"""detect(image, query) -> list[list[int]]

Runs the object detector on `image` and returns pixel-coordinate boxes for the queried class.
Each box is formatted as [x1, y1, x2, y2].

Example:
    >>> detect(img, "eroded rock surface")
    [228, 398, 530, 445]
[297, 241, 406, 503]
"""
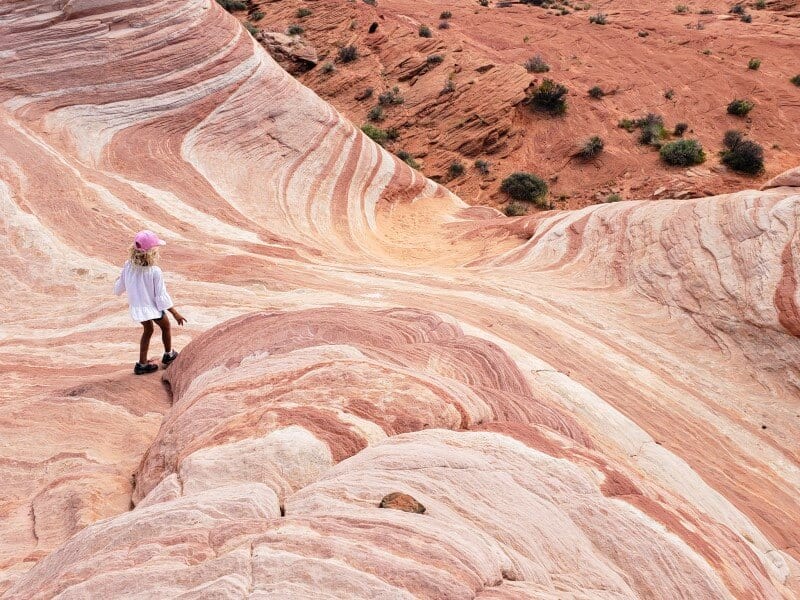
[0, 1, 798, 598]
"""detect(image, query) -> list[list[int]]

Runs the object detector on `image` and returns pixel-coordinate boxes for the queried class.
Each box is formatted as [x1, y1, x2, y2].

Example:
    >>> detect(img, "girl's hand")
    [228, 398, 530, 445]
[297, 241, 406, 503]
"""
[170, 309, 187, 326]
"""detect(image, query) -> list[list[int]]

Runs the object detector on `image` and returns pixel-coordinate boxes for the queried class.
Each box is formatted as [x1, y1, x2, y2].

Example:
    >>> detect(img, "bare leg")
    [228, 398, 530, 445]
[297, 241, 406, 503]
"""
[154, 313, 172, 354]
[139, 320, 154, 363]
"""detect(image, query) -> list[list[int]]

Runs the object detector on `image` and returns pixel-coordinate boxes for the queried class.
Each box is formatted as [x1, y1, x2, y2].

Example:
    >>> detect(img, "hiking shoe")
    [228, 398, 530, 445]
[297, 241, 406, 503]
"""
[134, 362, 159, 375]
[162, 350, 179, 366]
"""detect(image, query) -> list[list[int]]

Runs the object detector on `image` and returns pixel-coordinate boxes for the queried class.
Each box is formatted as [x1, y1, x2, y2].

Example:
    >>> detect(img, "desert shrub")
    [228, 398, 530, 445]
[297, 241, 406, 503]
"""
[729, 4, 745, 14]
[501, 172, 548, 204]
[321, 61, 336, 73]
[675, 4, 689, 13]
[367, 105, 385, 122]
[296, 7, 313, 17]
[438, 20, 451, 29]
[475, 159, 490, 174]
[723, 129, 744, 149]
[674, 122, 689, 136]
[396, 150, 420, 169]
[659, 139, 705, 165]
[338, 45, 359, 62]
[361, 124, 389, 144]
[249, 10, 265, 21]
[526, 79, 568, 114]
[638, 30, 649, 37]
[244, 22, 259, 35]
[589, 12, 607, 24]
[287, 24, 304, 35]
[440, 10, 452, 18]
[427, 53, 444, 65]
[378, 86, 404, 105]
[441, 79, 456, 94]
[698, 8, 714, 13]
[635, 113, 667, 145]
[419, 25, 433, 37]
[664, 88, 675, 100]
[524, 55, 550, 73]
[579, 135, 604, 159]
[504, 201, 529, 216]
[606, 193, 622, 202]
[748, 58, 761, 70]
[216, 0, 246, 10]
[727, 98, 754, 116]
[721, 131, 764, 174]
[755, 0, 766, 7]
[791, 75, 800, 86]
[479, 0, 489, 6]
[741, 13, 752, 22]
[363, 0, 377, 5]
[588, 85, 604, 98]
[448, 161, 466, 178]
[618, 118, 636, 132]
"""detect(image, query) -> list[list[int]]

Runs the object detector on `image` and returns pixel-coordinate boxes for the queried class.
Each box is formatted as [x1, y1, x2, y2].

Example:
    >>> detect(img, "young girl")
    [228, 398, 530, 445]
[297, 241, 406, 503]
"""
[114, 230, 186, 374]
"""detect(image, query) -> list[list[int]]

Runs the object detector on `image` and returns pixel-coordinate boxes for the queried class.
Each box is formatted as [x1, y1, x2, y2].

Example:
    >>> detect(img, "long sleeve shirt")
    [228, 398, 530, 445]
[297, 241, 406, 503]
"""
[114, 261, 174, 322]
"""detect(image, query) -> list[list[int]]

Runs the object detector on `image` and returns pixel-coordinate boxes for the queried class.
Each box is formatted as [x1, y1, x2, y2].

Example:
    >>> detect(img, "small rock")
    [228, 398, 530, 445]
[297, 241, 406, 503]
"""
[379, 492, 426, 514]
[652, 186, 667, 196]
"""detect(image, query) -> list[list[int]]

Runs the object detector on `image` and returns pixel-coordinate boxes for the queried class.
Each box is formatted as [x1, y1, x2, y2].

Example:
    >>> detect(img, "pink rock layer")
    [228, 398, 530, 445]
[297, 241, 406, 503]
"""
[0, 0, 798, 598]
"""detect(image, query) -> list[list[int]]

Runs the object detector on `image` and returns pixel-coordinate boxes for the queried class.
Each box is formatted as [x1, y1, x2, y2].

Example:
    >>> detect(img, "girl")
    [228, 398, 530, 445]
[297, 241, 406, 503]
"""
[114, 230, 186, 374]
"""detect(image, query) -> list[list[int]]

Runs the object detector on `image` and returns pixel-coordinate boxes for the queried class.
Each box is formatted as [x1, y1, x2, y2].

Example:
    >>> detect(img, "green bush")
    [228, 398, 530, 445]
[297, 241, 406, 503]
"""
[296, 7, 313, 17]
[367, 105, 385, 122]
[741, 13, 752, 22]
[448, 161, 465, 178]
[674, 122, 689, 136]
[606, 193, 622, 202]
[579, 135, 604, 159]
[321, 61, 335, 74]
[501, 172, 548, 205]
[396, 150, 419, 169]
[249, 10, 265, 21]
[475, 159, 490, 174]
[727, 99, 754, 116]
[479, 0, 489, 6]
[361, 124, 389, 145]
[216, 0, 246, 10]
[527, 79, 568, 114]
[664, 88, 675, 100]
[524, 55, 550, 73]
[440, 10, 452, 18]
[287, 24, 304, 35]
[441, 79, 455, 94]
[588, 85, 604, 98]
[338, 45, 358, 62]
[589, 12, 607, 24]
[635, 113, 667, 145]
[378, 86, 404, 105]
[659, 139, 705, 166]
[792, 75, 800, 86]
[419, 25, 433, 37]
[729, 4, 745, 14]
[427, 54, 444, 65]
[618, 118, 636, 132]
[721, 130, 763, 174]
[244, 22, 259, 36]
[674, 4, 689, 13]
[755, 0, 766, 7]
[748, 58, 761, 70]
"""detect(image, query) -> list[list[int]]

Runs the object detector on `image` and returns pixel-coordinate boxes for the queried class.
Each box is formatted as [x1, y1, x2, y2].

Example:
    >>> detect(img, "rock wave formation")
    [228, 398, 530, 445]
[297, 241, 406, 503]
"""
[0, 1, 798, 598]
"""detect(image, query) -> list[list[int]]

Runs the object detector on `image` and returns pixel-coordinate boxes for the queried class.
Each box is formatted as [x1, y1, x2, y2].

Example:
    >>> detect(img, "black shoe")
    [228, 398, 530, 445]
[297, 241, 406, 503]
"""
[162, 350, 179, 366]
[134, 362, 159, 375]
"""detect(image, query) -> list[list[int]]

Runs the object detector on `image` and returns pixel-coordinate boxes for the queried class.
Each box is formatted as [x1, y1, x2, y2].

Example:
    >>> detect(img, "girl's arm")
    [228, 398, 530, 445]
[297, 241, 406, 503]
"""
[168, 307, 187, 326]
[153, 268, 186, 325]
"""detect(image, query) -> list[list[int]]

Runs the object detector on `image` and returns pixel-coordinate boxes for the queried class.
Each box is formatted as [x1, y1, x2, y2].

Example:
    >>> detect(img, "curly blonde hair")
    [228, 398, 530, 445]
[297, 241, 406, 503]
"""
[129, 246, 159, 267]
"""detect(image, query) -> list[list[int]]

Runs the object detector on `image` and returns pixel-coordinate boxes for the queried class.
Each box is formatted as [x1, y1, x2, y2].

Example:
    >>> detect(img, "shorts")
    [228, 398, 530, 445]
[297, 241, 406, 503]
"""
[140, 311, 166, 324]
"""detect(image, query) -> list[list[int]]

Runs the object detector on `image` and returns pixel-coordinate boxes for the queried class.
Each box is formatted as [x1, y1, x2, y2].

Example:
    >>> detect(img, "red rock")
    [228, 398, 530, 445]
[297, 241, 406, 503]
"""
[379, 492, 426, 513]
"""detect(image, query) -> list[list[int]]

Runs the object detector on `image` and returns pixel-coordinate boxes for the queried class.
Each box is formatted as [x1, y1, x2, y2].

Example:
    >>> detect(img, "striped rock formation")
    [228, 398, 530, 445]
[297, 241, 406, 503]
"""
[0, 0, 798, 598]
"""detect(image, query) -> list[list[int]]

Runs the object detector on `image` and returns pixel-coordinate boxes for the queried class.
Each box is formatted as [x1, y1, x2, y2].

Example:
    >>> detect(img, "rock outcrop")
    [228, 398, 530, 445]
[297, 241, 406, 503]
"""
[0, 1, 798, 598]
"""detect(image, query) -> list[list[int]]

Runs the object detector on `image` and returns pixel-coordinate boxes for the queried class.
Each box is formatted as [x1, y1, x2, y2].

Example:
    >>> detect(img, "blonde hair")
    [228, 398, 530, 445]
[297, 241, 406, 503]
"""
[129, 246, 159, 267]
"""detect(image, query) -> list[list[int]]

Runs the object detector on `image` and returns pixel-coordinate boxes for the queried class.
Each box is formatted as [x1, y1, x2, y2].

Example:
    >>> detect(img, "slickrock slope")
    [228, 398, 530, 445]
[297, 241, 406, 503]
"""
[0, 1, 799, 598]
[234, 0, 800, 208]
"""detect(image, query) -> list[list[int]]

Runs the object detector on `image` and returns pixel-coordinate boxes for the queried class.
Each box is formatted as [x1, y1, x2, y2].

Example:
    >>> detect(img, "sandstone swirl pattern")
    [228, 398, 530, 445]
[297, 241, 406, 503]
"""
[0, 1, 798, 598]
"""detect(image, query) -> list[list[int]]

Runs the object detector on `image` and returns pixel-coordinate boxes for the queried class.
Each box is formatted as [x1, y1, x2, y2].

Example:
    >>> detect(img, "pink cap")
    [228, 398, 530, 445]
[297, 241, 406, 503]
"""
[133, 230, 166, 251]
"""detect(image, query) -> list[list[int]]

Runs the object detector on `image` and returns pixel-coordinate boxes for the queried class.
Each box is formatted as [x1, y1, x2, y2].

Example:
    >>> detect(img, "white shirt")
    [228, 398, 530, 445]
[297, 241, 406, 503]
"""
[114, 261, 174, 322]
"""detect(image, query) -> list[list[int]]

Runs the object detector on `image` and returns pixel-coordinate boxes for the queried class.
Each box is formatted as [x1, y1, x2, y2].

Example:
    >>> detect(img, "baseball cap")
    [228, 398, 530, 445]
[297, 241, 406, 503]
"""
[133, 230, 166, 251]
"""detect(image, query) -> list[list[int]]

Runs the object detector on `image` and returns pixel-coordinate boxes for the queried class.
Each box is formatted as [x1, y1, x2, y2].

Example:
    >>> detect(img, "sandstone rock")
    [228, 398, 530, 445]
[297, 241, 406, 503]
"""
[379, 492, 426, 513]
[258, 31, 318, 74]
